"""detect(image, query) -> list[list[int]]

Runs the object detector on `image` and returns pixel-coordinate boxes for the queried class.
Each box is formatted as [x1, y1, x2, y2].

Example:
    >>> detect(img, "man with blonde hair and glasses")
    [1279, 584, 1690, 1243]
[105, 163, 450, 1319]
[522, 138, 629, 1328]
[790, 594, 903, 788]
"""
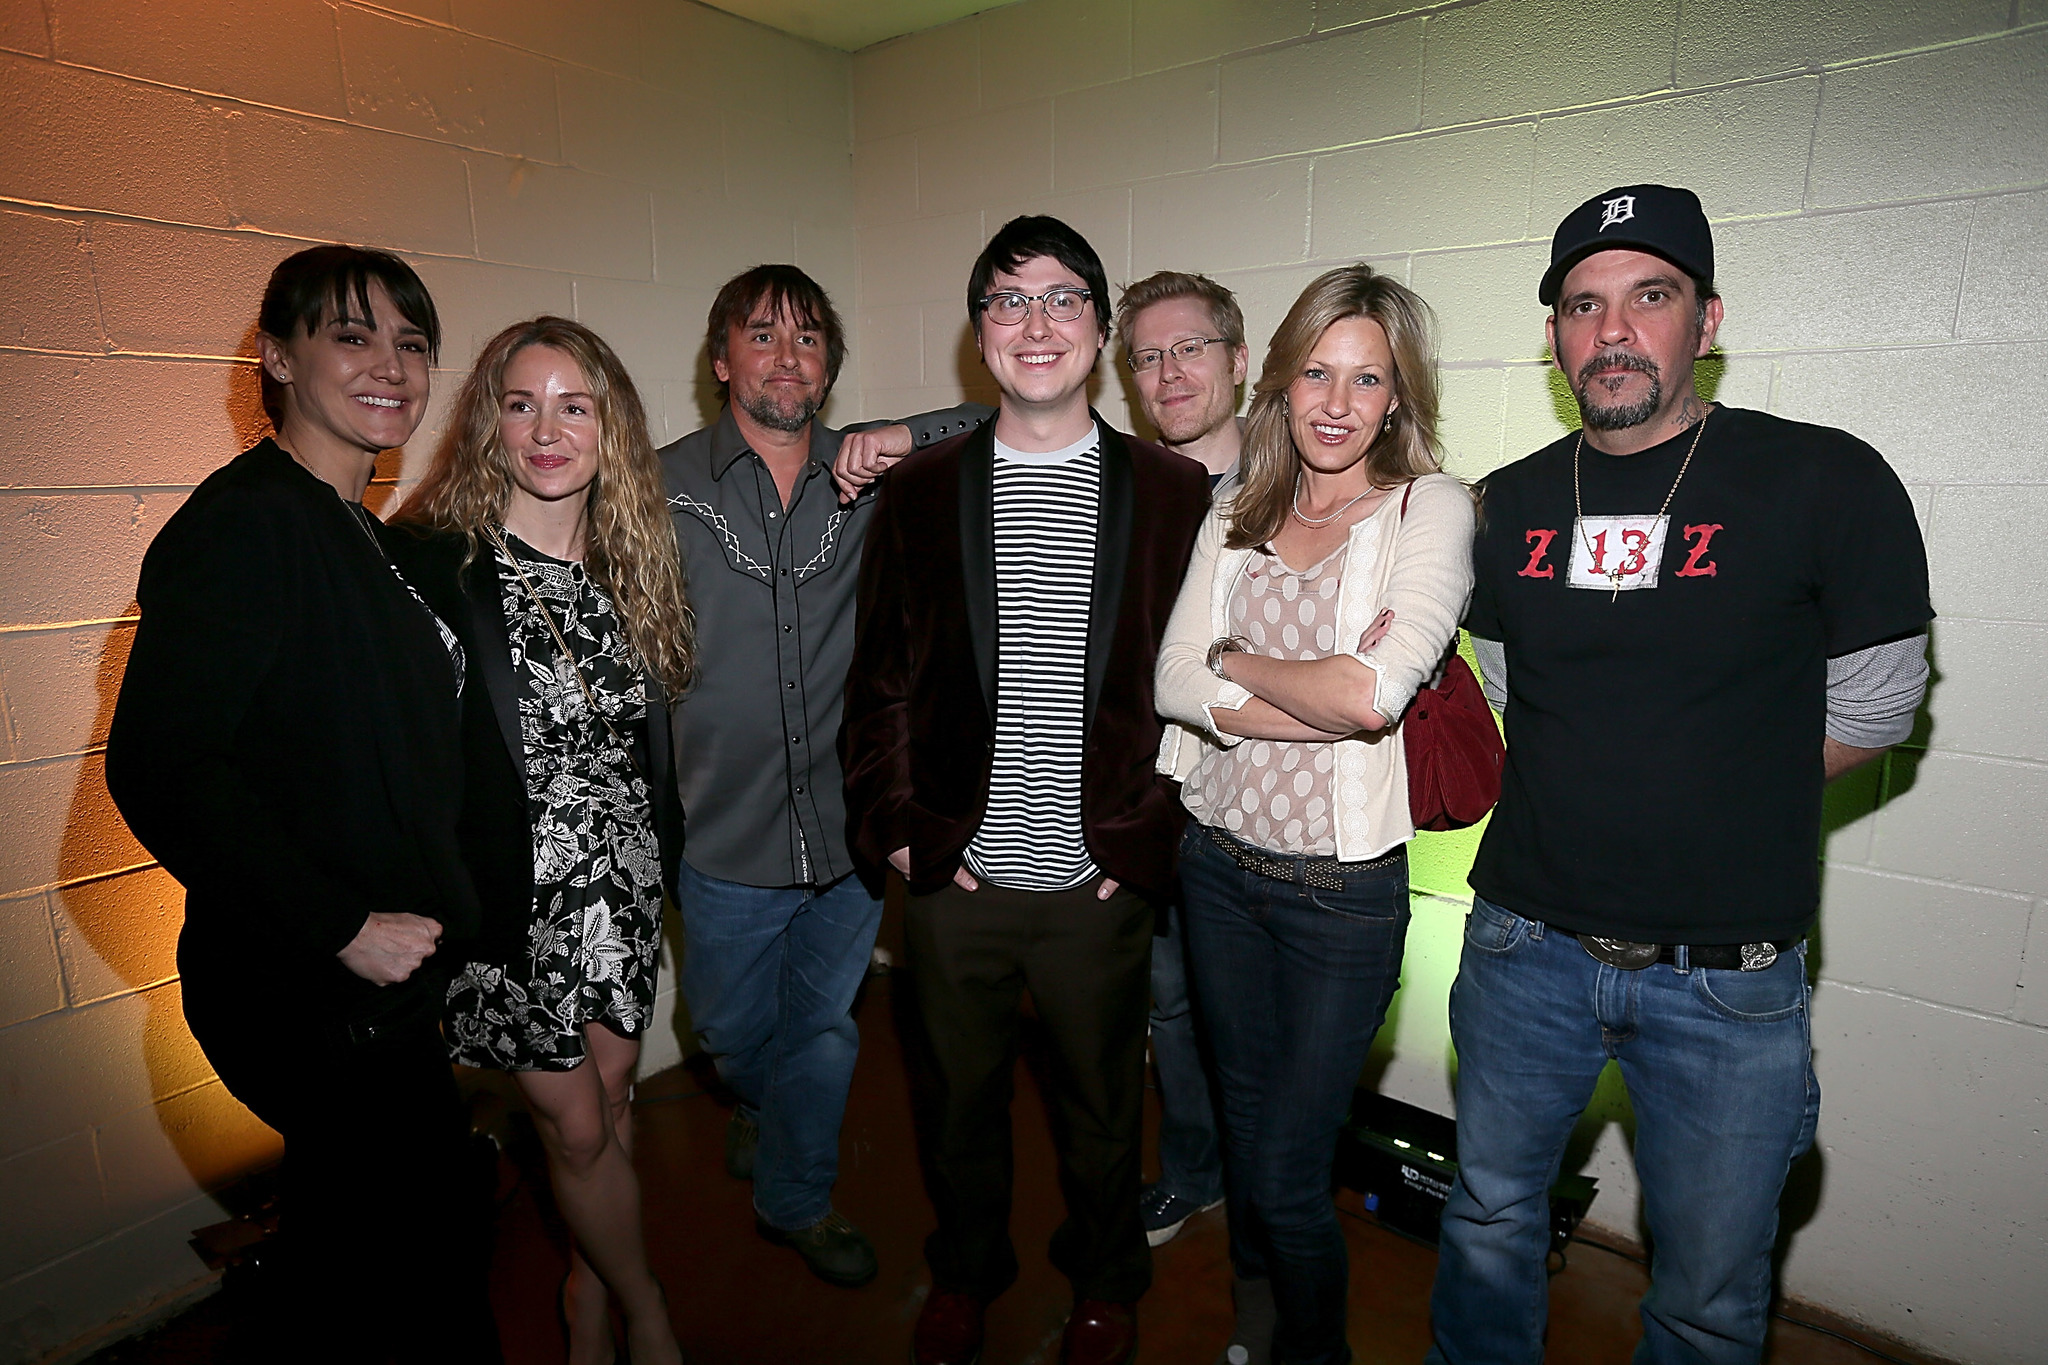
[1111, 272, 1251, 1259]
[1117, 270, 1250, 493]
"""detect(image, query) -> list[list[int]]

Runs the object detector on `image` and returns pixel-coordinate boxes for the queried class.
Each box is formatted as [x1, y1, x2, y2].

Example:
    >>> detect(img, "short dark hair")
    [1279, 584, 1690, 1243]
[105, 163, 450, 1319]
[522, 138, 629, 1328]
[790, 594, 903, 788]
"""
[706, 264, 848, 392]
[967, 215, 1110, 343]
[1690, 272, 1720, 329]
[257, 244, 440, 428]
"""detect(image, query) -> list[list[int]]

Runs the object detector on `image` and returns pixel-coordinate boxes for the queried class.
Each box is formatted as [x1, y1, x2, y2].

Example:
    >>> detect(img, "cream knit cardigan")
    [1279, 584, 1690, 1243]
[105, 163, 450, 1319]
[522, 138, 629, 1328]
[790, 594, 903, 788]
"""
[1154, 471, 1476, 862]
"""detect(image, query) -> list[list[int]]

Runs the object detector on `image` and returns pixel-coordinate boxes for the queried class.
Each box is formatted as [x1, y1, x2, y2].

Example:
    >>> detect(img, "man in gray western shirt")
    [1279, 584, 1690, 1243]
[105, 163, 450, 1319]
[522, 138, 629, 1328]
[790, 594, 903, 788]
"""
[659, 264, 986, 1287]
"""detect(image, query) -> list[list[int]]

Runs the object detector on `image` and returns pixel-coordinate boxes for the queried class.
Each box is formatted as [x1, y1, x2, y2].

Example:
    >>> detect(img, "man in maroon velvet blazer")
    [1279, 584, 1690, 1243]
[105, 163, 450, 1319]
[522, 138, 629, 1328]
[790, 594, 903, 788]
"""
[842, 216, 1207, 1365]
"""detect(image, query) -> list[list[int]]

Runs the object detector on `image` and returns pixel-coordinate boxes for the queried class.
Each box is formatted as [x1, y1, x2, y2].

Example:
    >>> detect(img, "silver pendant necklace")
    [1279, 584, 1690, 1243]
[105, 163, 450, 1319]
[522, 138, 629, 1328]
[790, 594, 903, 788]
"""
[341, 497, 384, 550]
[1291, 474, 1382, 527]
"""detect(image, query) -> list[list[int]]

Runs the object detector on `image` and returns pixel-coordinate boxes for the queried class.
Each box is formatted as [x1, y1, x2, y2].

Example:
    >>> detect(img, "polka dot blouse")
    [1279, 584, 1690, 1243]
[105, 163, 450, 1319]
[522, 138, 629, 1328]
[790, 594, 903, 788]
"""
[1182, 545, 1346, 855]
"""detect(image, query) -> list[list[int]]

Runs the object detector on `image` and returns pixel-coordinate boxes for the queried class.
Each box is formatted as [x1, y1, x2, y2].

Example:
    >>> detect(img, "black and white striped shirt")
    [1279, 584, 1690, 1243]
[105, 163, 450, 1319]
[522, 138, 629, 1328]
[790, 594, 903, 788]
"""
[963, 429, 1102, 892]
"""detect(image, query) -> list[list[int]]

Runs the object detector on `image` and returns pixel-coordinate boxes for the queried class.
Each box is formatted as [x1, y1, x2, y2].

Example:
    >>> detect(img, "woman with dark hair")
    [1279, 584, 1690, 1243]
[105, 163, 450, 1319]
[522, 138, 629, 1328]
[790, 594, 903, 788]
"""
[387, 317, 690, 1365]
[1154, 263, 1475, 1365]
[106, 245, 500, 1362]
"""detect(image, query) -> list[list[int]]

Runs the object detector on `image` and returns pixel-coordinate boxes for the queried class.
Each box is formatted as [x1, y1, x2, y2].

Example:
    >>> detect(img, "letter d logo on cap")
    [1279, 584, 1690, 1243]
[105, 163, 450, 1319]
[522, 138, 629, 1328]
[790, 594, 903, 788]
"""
[1538, 184, 1713, 304]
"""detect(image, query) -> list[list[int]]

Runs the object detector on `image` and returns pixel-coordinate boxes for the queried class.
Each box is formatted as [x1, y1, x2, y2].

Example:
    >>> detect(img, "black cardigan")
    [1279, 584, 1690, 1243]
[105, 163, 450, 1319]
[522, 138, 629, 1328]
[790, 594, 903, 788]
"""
[106, 441, 480, 1029]
[380, 524, 684, 966]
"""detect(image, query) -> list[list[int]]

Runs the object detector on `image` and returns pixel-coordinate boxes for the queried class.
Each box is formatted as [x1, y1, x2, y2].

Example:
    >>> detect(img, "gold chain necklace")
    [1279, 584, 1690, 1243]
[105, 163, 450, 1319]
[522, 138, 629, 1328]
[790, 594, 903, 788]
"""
[1572, 410, 1709, 602]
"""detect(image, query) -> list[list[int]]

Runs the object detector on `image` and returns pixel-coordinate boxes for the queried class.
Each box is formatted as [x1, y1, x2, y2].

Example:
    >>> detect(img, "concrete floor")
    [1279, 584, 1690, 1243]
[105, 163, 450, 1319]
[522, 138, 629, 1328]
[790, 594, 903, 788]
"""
[93, 972, 1931, 1365]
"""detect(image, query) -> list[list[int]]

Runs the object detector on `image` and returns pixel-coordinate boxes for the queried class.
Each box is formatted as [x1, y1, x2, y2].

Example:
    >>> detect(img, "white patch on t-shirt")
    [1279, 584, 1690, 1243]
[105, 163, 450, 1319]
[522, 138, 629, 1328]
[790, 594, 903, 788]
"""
[1568, 514, 1670, 592]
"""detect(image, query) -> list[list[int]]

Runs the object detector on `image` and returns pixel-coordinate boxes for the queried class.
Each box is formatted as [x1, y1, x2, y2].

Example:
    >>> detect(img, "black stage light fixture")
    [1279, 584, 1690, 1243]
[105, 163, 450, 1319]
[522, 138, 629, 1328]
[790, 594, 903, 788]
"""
[1334, 1089, 1597, 1256]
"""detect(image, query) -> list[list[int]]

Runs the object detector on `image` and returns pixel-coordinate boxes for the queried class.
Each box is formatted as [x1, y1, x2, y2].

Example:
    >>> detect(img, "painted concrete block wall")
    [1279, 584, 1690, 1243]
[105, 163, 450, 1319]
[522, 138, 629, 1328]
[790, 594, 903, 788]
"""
[848, 2, 2048, 1361]
[0, 4, 851, 1360]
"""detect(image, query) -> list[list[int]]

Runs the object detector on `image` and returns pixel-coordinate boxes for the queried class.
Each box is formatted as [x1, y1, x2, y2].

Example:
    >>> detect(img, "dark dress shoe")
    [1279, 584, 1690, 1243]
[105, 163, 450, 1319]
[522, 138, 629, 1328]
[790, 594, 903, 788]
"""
[1059, 1300, 1137, 1365]
[912, 1289, 985, 1365]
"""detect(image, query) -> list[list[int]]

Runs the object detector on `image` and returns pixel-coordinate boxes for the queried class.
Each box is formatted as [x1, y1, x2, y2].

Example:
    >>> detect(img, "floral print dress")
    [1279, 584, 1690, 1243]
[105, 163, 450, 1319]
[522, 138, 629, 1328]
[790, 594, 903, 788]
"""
[445, 531, 664, 1071]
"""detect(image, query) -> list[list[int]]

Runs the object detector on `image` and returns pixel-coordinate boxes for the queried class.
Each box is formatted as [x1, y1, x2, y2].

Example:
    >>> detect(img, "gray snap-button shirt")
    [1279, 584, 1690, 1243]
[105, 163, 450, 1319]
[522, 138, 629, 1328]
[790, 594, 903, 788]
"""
[660, 402, 990, 888]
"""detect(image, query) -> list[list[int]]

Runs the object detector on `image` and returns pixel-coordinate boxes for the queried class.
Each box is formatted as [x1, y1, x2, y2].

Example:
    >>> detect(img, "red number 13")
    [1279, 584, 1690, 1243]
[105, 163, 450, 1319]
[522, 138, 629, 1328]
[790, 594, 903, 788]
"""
[1618, 527, 1650, 576]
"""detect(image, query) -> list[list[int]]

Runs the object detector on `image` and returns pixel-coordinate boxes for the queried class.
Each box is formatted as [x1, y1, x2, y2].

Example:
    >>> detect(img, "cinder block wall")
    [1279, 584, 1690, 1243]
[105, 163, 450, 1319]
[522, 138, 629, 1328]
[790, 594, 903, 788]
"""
[5, 0, 2045, 1360]
[847, 2, 2048, 1362]
[0, 3, 851, 1360]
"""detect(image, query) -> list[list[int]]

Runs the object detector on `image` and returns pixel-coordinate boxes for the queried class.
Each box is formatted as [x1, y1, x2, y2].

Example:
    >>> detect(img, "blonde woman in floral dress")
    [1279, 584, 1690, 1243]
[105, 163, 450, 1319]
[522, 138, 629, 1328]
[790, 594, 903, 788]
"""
[389, 317, 694, 1365]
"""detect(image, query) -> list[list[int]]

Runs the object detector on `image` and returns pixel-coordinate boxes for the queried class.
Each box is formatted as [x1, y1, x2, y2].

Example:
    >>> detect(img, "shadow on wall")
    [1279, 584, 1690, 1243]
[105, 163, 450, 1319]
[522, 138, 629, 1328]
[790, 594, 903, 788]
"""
[58, 601, 283, 1225]
[227, 328, 271, 455]
[660, 896, 697, 1071]
[688, 338, 723, 435]
[53, 337, 293, 1236]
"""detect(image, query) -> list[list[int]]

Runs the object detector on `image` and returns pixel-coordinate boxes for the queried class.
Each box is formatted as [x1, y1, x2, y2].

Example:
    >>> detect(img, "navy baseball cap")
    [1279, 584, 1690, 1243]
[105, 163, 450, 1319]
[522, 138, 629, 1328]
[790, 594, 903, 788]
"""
[1538, 184, 1714, 305]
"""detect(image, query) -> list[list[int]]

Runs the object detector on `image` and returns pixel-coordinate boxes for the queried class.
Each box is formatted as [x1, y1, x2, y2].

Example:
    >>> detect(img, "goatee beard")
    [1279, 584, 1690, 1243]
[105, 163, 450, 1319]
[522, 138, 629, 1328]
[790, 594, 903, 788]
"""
[738, 388, 821, 433]
[1574, 350, 1662, 432]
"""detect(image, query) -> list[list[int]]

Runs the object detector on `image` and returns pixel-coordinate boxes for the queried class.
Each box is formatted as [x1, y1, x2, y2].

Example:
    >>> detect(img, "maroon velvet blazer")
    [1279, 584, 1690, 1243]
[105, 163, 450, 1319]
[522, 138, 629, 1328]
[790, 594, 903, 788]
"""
[841, 415, 1209, 902]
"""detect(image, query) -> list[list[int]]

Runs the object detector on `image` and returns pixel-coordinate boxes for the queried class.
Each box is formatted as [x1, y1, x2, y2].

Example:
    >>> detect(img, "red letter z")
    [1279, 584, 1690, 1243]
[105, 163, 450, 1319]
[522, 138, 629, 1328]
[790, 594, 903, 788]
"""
[1677, 523, 1723, 577]
[1519, 528, 1557, 579]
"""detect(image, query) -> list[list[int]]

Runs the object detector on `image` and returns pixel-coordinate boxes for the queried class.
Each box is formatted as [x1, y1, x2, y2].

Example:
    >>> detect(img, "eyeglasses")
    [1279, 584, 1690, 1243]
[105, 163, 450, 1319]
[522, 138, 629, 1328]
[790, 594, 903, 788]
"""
[977, 288, 1093, 326]
[1126, 336, 1230, 373]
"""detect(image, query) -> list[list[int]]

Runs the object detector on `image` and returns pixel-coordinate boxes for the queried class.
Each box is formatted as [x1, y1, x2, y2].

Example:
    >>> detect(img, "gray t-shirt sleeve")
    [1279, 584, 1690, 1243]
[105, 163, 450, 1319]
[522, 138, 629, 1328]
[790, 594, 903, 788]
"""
[1826, 633, 1928, 749]
[1470, 635, 1507, 714]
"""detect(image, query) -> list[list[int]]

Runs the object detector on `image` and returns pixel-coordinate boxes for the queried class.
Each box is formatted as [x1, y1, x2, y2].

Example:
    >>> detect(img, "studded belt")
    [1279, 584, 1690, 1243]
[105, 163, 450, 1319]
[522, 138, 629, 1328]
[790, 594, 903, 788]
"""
[1576, 934, 1797, 973]
[1204, 824, 1404, 891]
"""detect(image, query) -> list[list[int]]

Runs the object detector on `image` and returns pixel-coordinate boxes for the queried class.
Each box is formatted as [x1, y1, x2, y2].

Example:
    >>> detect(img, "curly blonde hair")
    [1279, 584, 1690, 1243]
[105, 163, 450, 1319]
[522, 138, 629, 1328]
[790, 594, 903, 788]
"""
[1228, 264, 1444, 551]
[395, 317, 696, 696]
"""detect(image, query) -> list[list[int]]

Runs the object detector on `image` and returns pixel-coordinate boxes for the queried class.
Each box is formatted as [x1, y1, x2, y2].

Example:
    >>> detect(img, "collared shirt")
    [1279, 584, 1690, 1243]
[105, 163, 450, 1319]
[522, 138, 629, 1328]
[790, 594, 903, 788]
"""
[661, 403, 992, 888]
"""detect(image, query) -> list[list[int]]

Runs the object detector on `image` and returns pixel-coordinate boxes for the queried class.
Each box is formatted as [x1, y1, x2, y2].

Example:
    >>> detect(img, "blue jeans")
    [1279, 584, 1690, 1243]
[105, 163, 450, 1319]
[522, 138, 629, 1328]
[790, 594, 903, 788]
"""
[1151, 897, 1224, 1206]
[1428, 896, 1820, 1365]
[676, 859, 883, 1231]
[1180, 826, 1410, 1365]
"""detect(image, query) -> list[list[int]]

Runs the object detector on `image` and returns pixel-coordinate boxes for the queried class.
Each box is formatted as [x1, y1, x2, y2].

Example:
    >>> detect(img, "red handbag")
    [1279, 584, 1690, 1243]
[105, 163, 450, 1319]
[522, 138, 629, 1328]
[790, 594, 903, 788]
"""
[1395, 483, 1504, 831]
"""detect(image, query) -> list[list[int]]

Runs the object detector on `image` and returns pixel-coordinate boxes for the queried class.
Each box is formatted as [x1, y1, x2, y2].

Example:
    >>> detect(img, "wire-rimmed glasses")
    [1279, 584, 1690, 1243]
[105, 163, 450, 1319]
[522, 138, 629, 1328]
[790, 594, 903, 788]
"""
[1126, 337, 1229, 373]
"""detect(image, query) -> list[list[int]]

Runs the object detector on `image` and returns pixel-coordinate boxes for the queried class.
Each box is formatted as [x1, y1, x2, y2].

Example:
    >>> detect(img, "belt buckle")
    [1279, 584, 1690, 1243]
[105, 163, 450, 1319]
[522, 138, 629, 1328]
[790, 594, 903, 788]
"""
[1739, 942, 1779, 972]
[1578, 934, 1660, 970]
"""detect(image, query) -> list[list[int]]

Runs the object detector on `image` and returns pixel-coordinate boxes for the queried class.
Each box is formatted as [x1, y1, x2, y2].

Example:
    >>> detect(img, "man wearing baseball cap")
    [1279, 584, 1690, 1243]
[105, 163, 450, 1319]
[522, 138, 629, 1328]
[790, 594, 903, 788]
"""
[1425, 185, 1933, 1364]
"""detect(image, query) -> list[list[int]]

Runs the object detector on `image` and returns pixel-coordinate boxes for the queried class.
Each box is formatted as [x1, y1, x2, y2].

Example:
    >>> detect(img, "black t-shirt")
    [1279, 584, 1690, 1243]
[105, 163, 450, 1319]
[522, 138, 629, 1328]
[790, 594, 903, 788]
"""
[1465, 406, 1931, 943]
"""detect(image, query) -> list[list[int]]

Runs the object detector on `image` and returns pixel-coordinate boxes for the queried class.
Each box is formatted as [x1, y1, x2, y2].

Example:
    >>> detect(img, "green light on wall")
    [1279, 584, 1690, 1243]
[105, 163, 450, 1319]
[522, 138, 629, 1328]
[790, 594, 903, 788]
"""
[1354, 633, 1497, 1104]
